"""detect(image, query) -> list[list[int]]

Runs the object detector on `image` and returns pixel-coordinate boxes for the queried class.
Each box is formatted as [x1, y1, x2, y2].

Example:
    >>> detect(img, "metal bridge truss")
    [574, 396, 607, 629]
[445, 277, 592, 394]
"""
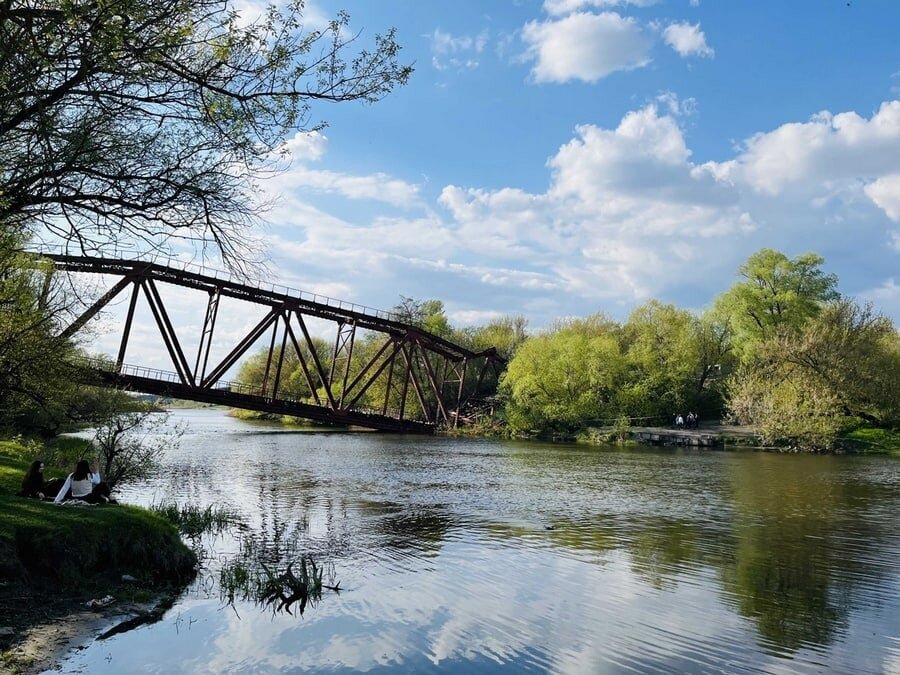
[48, 253, 503, 433]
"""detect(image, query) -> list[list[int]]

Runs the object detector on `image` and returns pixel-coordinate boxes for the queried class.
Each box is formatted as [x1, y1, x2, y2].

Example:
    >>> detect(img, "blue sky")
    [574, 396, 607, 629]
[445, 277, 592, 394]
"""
[121, 0, 896, 353]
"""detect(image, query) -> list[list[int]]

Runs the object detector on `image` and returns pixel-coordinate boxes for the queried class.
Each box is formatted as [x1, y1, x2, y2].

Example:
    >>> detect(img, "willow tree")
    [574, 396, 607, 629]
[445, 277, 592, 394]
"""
[714, 249, 839, 359]
[0, 0, 412, 265]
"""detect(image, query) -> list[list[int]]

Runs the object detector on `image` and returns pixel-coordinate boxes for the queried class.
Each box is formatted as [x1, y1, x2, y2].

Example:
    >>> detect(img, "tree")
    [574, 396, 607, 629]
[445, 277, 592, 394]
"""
[1, 0, 412, 264]
[393, 297, 454, 338]
[463, 315, 528, 361]
[0, 229, 81, 433]
[501, 315, 625, 433]
[714, 249, 839, 359]
[92, 407, 181, 490]
[727, 299, 900, 448]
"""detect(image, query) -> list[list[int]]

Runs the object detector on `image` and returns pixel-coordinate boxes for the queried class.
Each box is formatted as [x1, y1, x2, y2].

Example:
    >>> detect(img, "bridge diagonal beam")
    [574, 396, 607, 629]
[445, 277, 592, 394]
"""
[345, 337, 404, 411]
[270, 316, 289, 400]
[116, 280, 140, 371]
[194, 290, 220, 384]
[60, 275, 134, 340]
[202, 308, 278, 388]
[403, 343, 433, 423]
[260, 314, 281, 397]
[329, 321, 356, 408]
[290, 311, 337, 409]
[281, 311, 322, 406]
[141, 278, 195, 386]
[442, 358, 468, 429]
[417, 346, 450, 425]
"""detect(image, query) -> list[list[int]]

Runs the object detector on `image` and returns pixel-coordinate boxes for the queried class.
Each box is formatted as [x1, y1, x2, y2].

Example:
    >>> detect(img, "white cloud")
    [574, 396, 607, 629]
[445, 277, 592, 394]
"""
[661, 21, 714, 58]
[656, 91, 698, 117]
[269, 132, 421, 209]
[272, 167, 420, 208]
[254, 100, 900, 333]
[704, 101, 900, 197]
[864, 174, 900, 222]
[284, 131, 328, 162]
[544, 0, 657, 15]
[429, 28, 488, 71]
[522, 12, 652, 83]
[438, 104, 754, 303]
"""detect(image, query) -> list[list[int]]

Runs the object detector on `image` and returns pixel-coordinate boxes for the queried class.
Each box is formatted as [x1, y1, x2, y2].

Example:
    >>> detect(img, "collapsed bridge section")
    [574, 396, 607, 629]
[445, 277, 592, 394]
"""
[44, 252, 504, 433]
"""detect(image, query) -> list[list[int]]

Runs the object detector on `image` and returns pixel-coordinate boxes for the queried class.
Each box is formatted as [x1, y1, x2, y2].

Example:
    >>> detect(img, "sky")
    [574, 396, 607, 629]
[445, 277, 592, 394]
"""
[239, 0, 900, 330]
[81, 0, 900, 368]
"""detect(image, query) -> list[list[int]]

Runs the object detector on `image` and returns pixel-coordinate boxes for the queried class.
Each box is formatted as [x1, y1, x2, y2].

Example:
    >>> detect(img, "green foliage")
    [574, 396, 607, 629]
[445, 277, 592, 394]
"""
[714, 248, 839, 359]
[0, 231, 81, 435]
[501, 305, 729, 434]
[1, 0, 412, 263]
[842, 426, 900, 455]
[463, 315, 528, 360]
[727, 299, 900, 450]
[728, 364, 845, 450]
[501, 314, 625, 432]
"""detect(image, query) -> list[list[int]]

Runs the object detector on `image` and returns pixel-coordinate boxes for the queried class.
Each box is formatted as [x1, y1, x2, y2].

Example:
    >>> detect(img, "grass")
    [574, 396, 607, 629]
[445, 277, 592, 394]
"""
[841, 426, 900, 455]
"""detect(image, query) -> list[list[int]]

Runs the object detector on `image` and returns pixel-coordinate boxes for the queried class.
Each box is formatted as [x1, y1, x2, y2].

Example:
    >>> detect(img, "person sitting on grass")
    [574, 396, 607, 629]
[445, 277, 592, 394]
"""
[18, 460, 48, 499]
[54, 459, 113, 504]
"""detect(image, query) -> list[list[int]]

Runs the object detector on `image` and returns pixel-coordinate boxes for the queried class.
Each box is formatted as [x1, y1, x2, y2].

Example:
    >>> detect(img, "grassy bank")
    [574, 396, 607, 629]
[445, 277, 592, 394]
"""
[840, 426, 900, 455]
[0, 442, 196, 650]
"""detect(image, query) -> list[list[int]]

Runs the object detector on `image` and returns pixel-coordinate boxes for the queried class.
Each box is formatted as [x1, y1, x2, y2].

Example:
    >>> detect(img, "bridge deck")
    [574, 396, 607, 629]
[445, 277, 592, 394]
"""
[90, 365, 434, 434]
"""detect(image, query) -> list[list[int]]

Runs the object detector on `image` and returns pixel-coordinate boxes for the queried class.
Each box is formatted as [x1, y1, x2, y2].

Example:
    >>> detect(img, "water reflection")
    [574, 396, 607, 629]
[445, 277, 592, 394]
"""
[52, 411, 900, 674]
[720, 454, 895, 654]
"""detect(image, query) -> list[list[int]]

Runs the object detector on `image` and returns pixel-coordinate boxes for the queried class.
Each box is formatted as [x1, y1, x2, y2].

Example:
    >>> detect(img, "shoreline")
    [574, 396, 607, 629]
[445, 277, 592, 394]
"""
[2, 594, 175, 674]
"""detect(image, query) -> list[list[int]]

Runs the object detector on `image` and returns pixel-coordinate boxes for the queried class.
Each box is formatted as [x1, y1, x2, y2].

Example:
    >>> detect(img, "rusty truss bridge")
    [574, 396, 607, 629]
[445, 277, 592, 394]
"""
[44, 251, 503, 433]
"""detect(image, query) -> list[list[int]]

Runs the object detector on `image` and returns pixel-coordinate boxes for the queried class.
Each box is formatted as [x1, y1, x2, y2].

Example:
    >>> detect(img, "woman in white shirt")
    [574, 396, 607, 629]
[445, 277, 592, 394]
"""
[54, 460, 111, 504]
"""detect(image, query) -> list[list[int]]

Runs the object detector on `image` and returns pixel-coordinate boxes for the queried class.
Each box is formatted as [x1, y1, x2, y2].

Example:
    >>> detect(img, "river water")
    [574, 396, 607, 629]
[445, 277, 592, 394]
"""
[51, 409, 900, 674]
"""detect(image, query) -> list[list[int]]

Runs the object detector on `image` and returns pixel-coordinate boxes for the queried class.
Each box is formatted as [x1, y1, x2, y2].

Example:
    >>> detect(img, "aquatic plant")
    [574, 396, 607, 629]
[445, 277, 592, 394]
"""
[150, 502, 243, 540]
[219, 555, 340, 616]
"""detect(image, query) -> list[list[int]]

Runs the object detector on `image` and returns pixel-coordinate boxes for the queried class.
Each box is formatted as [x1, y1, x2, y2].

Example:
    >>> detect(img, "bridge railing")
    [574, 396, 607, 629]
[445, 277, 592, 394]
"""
[74, 357, 428, 424]
[25, 243, 405, 323]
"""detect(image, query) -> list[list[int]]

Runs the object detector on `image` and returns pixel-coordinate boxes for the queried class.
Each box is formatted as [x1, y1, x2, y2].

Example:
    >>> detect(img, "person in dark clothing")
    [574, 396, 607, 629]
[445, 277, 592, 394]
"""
[18, 460, 48, 498]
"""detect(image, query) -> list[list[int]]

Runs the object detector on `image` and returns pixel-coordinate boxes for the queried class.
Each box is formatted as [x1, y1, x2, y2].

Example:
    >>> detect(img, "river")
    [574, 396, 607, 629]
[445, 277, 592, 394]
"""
[50, 409, 900, 674]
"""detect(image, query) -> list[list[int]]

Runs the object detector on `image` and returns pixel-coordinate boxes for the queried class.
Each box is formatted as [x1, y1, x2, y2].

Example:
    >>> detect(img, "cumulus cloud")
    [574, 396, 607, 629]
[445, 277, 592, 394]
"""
[434, 101, 900, 318]
[272, 167, 420, 208]
[284, 131, 328, 162]
[437, 104, 756, 303]
[257, 100, 900, 330]
[661, 22, 714, 58]
[522, 12, 652, 83]
[864, 174, 900, 222]
[702, 102, 900, 199]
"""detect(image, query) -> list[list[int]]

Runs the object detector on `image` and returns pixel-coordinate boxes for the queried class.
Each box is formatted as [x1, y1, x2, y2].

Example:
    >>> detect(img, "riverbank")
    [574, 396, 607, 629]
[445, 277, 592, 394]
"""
[0, 447, 196, 669]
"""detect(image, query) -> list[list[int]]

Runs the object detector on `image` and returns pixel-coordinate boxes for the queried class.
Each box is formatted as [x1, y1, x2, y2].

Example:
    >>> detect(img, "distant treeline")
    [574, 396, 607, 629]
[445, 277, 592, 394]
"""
[237, 249, 899, 450]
